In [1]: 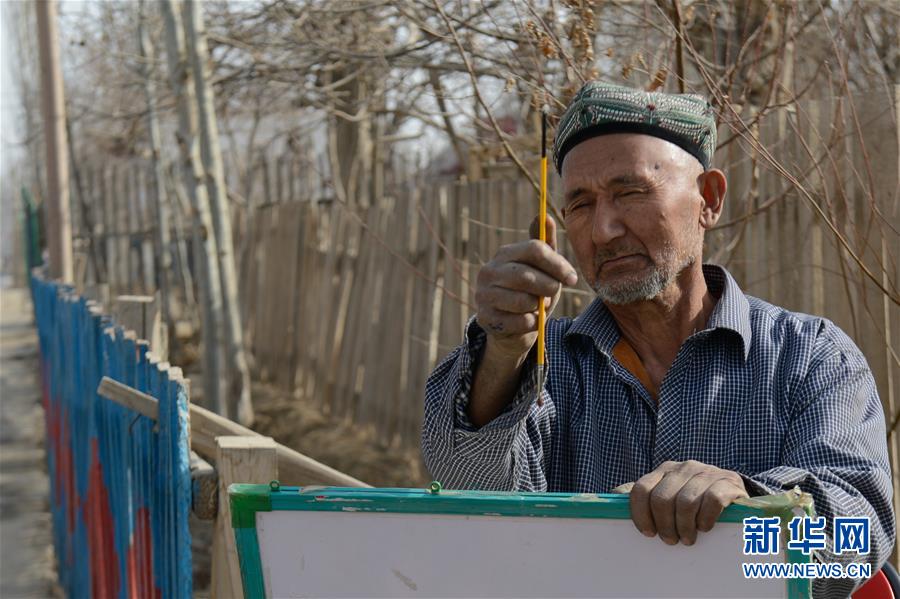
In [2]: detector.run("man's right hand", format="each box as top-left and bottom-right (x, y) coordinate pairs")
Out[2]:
(474, 215), (579, 361)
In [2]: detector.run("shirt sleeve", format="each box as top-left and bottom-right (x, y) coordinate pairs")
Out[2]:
(742, 323), (896, 599)
(421, 317), (555, 491)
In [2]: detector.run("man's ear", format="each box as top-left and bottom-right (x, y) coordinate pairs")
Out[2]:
(697, 169), (726, 228)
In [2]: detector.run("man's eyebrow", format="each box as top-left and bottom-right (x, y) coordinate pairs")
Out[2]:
(564, 187), (589, 203)
(608, 174), (653, 187)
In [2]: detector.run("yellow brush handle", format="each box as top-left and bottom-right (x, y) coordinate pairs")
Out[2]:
(537, 155), (548, 367)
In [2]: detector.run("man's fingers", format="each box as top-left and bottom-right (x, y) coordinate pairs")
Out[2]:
(696, 479), (747, 532)
(611, 482), (634, 494)
(628, 462), (749, 546)
(529, 214), (558, 251)
(476, 308), (538, 337)
(629, 466), (672, 537)
(647, 469), (698, 545)
(491, 261), (565, 297)
(495, 234), (576, 289)
(674, 474), (715, 545)
(476, 287), (547, 315)
(475, 219), (574, 350)
(494, 241), (577, 288)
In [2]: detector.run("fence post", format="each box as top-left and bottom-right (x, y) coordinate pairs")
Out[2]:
(211, 435), (277, 599)
(113, 294), (167, 360)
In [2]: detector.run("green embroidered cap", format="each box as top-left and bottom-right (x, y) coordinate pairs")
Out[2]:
(553, 82), (717, 174)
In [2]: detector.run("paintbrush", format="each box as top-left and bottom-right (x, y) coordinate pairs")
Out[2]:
(536, 105), (549, 400)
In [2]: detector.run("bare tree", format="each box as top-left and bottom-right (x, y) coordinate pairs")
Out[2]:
(183, 0), (253, 425)
(137, 0), (173, 333)
(161, 0), (226, 414)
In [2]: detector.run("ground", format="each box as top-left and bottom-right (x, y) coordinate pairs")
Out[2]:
(251, 380), (430, 488)
(0, 287), (59, 598)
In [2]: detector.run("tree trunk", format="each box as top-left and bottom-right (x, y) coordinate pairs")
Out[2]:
(65, 115), (105, 283)
(137, 0), (174, 333)
(138, 0), (175, 360)
(166, 164), (199, 325)
(35, 0), (73, 282)
(327, 66), (372, 207)
(183, 0), (254, 426)
(160, 0), (225, 415)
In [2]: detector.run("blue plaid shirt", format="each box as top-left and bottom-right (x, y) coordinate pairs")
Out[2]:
(422, 265), (894, 598)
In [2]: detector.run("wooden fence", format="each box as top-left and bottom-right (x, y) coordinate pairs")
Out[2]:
(239, 178), (589, 447)
(32, 275), (192, 598)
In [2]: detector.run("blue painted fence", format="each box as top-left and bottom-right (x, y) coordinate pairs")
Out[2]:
(32, 275), (192, 598)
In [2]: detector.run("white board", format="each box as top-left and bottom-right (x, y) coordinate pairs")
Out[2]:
(255, 509), (784, 598)
(230, 486), (809, 599)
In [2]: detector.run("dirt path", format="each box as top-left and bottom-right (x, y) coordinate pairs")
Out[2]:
(0, 287), (59, 598)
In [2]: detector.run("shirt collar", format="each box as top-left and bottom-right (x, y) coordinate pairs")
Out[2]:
(702, 264), (752, 359)
(564, 264), (752, 360)
(565, 296), (621, 357)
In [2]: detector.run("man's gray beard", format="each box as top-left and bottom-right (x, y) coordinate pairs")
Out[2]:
(592, 248), (696, 305)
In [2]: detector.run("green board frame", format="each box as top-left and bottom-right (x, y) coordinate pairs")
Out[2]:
(230, 483), (814, 599)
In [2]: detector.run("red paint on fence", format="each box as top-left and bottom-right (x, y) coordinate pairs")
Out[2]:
(61, 409), (77, 535)
(40, 367), (62, 509)
(46, 396), (61, 507)
(85, 439), (120, 598)
(127, 506), (159, 599)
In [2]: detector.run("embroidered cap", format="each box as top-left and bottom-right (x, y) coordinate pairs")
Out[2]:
(553, 82), (717, 174)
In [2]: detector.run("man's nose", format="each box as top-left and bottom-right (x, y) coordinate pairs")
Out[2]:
(591, 202), (626, 247)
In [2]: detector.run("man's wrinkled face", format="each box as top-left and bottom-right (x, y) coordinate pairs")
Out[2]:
(560, 134), (707, 305)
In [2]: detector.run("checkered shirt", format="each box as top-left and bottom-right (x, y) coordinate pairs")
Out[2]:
(422, 264), (895, 598)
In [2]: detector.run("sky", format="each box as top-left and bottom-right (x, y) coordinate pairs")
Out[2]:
(0, 2), (25, 275)
(1, 2), (24, 176)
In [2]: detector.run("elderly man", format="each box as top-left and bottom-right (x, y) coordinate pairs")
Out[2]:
(421, 83), (894, 597)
